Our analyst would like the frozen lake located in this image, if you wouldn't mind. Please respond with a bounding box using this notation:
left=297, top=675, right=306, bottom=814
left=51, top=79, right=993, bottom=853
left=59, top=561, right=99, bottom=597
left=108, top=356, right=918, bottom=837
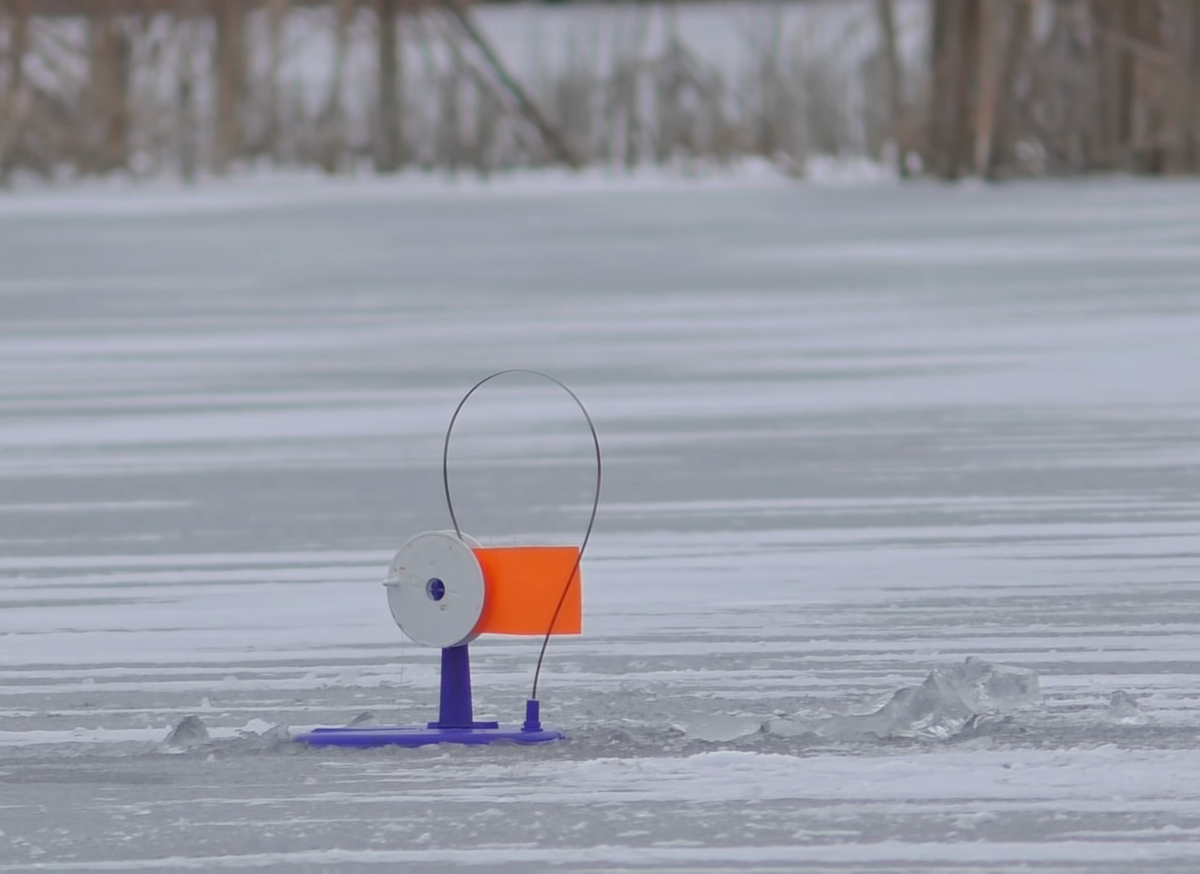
left=2, top=173, right=1200, bottom=871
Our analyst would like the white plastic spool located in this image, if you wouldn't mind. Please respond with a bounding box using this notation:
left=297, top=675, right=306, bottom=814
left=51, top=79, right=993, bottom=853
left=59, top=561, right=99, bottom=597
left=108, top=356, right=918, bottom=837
left=383, top=531, right=485, bottom=648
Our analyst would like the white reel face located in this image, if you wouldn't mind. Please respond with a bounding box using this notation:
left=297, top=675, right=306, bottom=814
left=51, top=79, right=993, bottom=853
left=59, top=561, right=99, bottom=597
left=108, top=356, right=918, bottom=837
left=383, top=531, right=485, bottom=648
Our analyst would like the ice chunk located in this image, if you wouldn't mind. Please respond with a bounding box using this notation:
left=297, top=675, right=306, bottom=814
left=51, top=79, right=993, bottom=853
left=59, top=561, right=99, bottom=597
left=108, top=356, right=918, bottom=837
left=349, top=710, right=381, bottom=727
left=260, top=723, right=292, bottom=743
left=768, top=658, right=1042, bottom=742
left=672, top=714, right=761, bottom=742
left=1105, top=690, right=1148, bottom=725
left=763, top=717, right=813, bottom=739
left=818, top=670, right=976, bottom=740
left=163, top=715, right=209, bottom=749
left=938, top=657, right=1042, bottom=713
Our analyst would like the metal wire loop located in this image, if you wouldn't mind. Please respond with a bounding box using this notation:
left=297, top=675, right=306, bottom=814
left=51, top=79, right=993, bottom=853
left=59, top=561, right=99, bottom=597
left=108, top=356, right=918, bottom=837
left=441, top=369, right=602, bottom=701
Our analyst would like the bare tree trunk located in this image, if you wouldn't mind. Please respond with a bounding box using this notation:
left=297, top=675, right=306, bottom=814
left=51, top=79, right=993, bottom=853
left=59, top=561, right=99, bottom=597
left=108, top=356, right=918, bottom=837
left=0, top=0, right=30, bottom=185
left=621, top=7, right=651, bottom=171
left=265, top=0, right=291, bottom=162
left=623, top=60, right=640, bottom=170
left=1114, top=0, right=1138, bottom=164
left=319, top=0, right=353, bottom=174
left=214, top=0, right=245, bottom=174
left=1189, top=0, right=1200, bottom=170
left=875, top=0, right=908, bottom=175
left=929, top=0, right=958, bottom=178
left=929, top=0, right=979, bottom=180
left=87, top=6, right=113, bottom=172
left=438, top=19, right=464, bottom=174
left=1130, top=0, right=1168, bottom=173
left=89, top=5, right=131, bottom=173
left=758, top=2, right=784, bottom=161
left=376, top=0, right=403, bottom=172
left=956, top=0, right=982, bottom=173
left=989, top=0, right=1029, bottom=176
left=1092, top=0, right=1120, bottom=168
left=1167, top=0, right=1200, bottom=172
left=177, top=14, right=198, bottom=184
left=661, top=2, right=684, bottom=162
left=973, top=0, right=1002, bottom=177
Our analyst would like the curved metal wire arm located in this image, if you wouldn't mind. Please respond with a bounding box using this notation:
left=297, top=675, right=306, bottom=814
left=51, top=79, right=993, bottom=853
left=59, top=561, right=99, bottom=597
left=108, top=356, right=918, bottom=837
left=441, top=369, right=602, bottom=701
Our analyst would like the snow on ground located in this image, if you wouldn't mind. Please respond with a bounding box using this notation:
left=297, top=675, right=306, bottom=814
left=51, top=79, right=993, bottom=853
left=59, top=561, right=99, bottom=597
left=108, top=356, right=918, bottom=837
left=0, top=155, right=894, bottom=218
left=1, top=176, right=1200, bottom=870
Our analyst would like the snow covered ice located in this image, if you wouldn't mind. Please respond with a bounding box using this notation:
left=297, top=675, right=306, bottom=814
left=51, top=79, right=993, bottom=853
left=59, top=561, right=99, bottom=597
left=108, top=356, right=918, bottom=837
left=2, top=176, right=1200, bottom=871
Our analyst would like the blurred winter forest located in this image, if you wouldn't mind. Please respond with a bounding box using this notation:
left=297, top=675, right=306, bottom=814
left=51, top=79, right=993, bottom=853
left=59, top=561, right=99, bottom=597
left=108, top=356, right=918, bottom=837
left=1, top=0, right=1199, bottom=186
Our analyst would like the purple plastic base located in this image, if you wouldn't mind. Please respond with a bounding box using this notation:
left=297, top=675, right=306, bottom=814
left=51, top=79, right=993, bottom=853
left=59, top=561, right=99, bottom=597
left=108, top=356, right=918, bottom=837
left=295, top=724, right=564, bottom=748
left=295, top=646, right=564, bottom=748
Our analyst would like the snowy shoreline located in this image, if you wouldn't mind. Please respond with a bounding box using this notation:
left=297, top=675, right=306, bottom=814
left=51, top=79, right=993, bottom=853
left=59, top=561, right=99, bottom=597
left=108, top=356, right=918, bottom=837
left=0, top=154, right=899, bottom=219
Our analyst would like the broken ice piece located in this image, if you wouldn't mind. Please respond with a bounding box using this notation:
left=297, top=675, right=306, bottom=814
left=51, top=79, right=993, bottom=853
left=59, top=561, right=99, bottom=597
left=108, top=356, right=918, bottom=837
left=163, top=715, right=210, bottom=749
left=349, top=711, right=381, bottom=727
left=775, top=657, right=1044, bottom=742
left=672, top=714, right=761, bottom=742
left=763, top=717, right=815, bottom=738
left=933, top=657, right=1042, bottom=713
left=1105, top=690, right=1148, bottom=725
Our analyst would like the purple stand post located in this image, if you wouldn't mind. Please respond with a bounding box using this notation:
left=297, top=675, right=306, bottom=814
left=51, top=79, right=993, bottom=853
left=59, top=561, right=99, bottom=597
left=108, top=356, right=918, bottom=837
left=430, top=645, right=498, bottom=730
left=295, top=644, right=564, bottom=749
left=437, top=645, right=474, bottom=727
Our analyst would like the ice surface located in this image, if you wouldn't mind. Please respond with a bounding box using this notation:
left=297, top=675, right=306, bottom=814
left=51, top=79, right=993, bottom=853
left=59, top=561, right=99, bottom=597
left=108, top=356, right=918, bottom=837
left=3, top=179, right=1200, bottom=870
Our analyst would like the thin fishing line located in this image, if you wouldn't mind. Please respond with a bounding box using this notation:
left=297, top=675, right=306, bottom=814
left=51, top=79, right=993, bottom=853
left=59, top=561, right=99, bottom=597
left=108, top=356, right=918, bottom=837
left=440, top=369, right=602, bottom=701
